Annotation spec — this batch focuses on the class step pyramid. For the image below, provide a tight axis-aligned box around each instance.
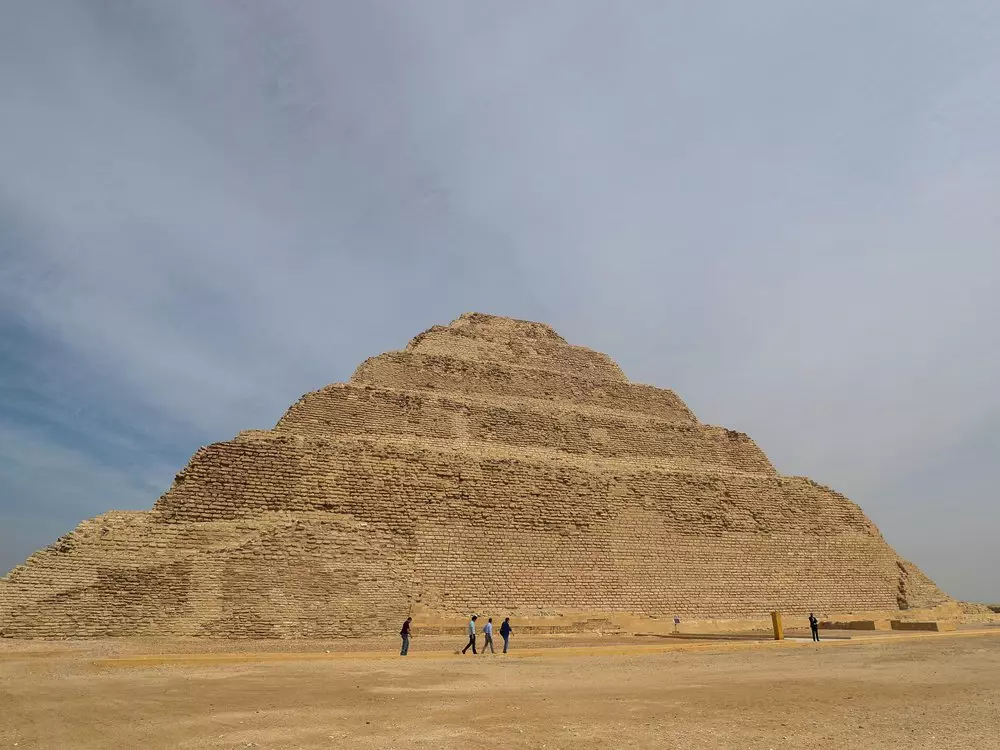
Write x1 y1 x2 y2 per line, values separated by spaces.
0 313 950 637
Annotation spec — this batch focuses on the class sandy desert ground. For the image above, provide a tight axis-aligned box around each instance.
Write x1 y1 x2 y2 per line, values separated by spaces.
2 629 999 749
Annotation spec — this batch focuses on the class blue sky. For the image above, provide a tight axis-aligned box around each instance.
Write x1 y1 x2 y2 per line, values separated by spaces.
1 1 998 600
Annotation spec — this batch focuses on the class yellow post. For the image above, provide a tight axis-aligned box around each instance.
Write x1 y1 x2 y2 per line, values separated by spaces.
770 611 784 640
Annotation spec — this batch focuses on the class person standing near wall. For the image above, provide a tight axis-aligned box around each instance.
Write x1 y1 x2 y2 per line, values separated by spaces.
462 615 478 654
482 617 495 654
809 612 820 642
400 616 412 656
499 617 512 653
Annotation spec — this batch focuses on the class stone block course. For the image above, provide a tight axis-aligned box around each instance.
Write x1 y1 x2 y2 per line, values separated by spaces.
889 620 956 632
276 385 772 473
351 352 697 423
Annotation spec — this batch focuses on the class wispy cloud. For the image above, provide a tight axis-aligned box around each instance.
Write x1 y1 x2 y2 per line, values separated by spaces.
1 1 998 597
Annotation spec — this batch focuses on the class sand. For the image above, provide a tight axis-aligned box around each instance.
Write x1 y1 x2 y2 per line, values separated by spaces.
2 629 999 749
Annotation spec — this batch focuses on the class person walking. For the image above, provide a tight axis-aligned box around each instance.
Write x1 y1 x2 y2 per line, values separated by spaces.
400 616 412 656
482 618 495 654
461 615 478 654
499 617 512 653
808 612 820 642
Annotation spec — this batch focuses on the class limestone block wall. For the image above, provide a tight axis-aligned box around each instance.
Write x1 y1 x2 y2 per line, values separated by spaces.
275 385 774 473
0 312 951 638
405 318 628 382
351 352 697 423
154 437 864 538
145 435 918 619
897 560 952 610
0 512 411 638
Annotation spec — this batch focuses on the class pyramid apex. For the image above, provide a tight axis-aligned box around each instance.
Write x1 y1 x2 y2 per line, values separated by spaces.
446 312 567 342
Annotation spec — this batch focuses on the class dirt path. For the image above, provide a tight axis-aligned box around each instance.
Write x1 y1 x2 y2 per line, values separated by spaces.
3 632 999 749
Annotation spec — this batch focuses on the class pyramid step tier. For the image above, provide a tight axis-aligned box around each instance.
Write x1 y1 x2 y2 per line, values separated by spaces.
405 319 628 382
0 512 411 638
350 351 696 423
1 478 934 639
275 384 774 474
155 435 872 539
0 510 910 637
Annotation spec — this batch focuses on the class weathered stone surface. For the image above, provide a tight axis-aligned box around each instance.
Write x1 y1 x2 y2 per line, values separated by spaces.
819 620 892 631
889 620 956 632
0 312 951 638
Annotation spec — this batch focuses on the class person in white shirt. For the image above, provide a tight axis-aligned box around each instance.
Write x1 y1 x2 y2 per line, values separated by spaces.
482 617 495 654
461 615 478 654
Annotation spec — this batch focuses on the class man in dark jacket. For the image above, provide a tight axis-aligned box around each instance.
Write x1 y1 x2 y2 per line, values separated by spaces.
808 613 820 642
400 617 412 655
499 617 512 653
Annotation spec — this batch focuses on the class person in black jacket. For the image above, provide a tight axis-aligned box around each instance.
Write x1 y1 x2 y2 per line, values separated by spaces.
808 613 820 642
499 617 512 653
400 617 412 655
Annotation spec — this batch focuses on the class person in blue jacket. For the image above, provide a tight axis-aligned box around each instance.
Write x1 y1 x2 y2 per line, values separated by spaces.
499 617 512 653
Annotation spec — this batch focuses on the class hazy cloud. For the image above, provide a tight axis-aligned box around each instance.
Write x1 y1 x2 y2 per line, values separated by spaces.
1 1 998 599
